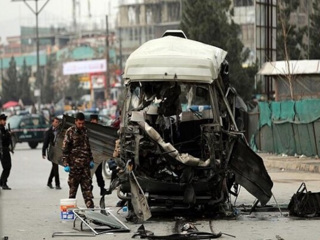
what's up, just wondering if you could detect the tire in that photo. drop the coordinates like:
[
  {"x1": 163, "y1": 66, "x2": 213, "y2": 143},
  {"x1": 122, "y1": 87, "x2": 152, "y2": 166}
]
[
  {"x1": 102, "y1": 159, "x2": 112, "y2": 179},
  {"x1": 28, "y1": 142, "x2": 38, "y2": 149}
]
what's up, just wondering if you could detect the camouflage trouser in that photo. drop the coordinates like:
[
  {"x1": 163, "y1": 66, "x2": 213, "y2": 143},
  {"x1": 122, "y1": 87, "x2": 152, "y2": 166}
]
[{"x1": 68, "y1": 166, "x2": 94, "y2": 208}]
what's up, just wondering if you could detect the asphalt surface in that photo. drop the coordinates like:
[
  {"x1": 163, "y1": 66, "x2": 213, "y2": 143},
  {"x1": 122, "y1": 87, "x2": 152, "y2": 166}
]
[{"x1": 1, "y1": 143, "x2": 320, "y2": 239}]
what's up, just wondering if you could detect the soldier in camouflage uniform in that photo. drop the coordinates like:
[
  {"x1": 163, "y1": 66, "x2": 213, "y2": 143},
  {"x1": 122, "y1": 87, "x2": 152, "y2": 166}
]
[{"x1": 62, "y1": 112, "x2": 95, "y2": 208}]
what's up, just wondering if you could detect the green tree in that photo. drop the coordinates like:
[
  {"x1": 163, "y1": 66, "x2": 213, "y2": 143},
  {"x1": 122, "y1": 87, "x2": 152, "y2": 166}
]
[
  {"x1": 41, "y1": 55, "x2": 55, "y2": 104},
  {"x1": 276, "y1": 0, "x2": 307, "y2": 60},
  {"x1": 65, "y1": 75, "x2": 86, "y2": 103},
  {"x1": 180, "y1": 0, "x2": 254, "y2": 101},
  {"x1": 309, "y1": 1, "x2": 320, "y2": 59},
  {"x1": 2, "y1": 57, "x2": 19, "y2": 103},
  {"x1": 18, "y1": 59, "x2": 32, "y2": 105}
]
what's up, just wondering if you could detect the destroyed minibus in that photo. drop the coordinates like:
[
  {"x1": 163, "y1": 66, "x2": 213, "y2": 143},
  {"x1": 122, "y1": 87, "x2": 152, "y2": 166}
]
[
  {"x1": 113, "y1": 33, "x2": 273, "y2": 222},
  {"x1": 50, "y1": 32, "x2": 273, "y2": 223}
]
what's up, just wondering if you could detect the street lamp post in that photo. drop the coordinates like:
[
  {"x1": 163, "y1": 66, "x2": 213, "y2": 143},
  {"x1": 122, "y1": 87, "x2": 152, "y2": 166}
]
[
  {"x1": 12, "y1": 0, "x2": 50, "y2": 111},
  {"x1": 0, "y1": 53, "x2": 3, "y2": 83},
  {"x1": 119, "y1": 27, "x2": 123, "y2": 87},
  {"x1": 105, "y1": 15, "x2": 110, "y2": 105},
  {"x1": 0, "y1": 54, "x2": 3, "y2": 95}
]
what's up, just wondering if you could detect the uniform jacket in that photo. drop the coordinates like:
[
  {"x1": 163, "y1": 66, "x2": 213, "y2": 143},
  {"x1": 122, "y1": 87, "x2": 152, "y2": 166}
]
[
  {"x1": 62, "y1": 126, "x2": 93, "y2": 167},
  {"x1": 42, "y1": 126, "x2": 57, "y2": 159},
  {"x1": 0, "y1": 125, "x2": 12, "y2": 154}
]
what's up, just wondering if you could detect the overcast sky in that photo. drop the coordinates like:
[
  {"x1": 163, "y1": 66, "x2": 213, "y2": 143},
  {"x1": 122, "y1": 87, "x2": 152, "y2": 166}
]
[{"x1": 0, "y1": 0, "x2": 122, "y2": 44}]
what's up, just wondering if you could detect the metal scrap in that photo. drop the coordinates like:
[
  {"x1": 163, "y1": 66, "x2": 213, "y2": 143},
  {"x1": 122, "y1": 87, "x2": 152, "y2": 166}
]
[
  {"x1": 288, "y1": 182, "x2": 320, "y2": 217},
  {"x1": 52, "y1": 208, "x2": 130, "y2": 237},
  {"x1": 132, "y1": 224, "x2": 222, "y2": 240}
]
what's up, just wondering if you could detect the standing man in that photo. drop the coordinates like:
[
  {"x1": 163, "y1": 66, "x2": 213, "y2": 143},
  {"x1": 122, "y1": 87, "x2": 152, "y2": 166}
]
[
  {"x1": 62, "y1": 112, "x2": 95, "y2": 208},
  {"x1": 0, "y1": 114, "x2": 13, "y2": 190},
  {"x1": 42, "y1": 117, "x2": 61, "y2": 189},
  {"x1": 89, "y1": 114, "x2": 107, "y2": 196}
]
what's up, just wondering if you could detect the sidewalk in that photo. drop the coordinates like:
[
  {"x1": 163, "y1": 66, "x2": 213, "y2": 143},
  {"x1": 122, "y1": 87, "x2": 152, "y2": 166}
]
[{"x1": 258, "y1": 152, "x2": 320, "y2": 173}]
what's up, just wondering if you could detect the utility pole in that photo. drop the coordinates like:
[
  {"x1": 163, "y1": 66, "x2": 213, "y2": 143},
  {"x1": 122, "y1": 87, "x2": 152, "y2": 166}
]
[
  {"x1": 119, "y1": 27, "x2": 123, "y2": 87},
  {"x1": 105, "y1": 15, "x2": 110, "y2": 105},
  {"x1": 72, "y1": 0, "x2": 77, "y2": 32},
  {"x1": 0, "y1": 54, "x2": 3, "y2": 94},
  {"x1": 12, "y1": 0, "x2": 51, "y2": 111},
  {"x1": 0, "y1": 50, "x2": 3, "y2": 83},
  {"x1": 307, "y1": 0, "x2": 310, "y2": 59}
]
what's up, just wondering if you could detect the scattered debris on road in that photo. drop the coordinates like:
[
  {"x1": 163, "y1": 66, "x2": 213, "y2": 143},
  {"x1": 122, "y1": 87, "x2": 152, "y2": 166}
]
[
  {"x1": 132, "y1": 224, "x2": 223, "y2": 239},
  {"x1": 52, "y1": 208, "x2": 130, "y2": 237},
  {"x1": 288, "y1": 182, "x2": 320, "y2": 217}
]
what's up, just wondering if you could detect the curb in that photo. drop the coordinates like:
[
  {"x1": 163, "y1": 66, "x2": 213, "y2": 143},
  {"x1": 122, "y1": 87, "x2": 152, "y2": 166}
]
[{"x1": 258, "y1": 153, "x2": 320, "y2": 173}]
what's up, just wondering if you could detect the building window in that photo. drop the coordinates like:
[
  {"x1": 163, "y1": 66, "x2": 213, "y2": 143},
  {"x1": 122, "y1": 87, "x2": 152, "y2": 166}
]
[
  {"x1": 129, "y1": 28, "x2": 133, "y2": 41},
  {"x1": 168, "y1": 2, "x2": 180, "y2": 22},
  {"x1": 128, "y1": 6, "x2": 136, "y2": 25},
  {"x1": 135, "y1": 28, "x2": 139, "y2": 41},
  {"x1": 146, "y1": 9, "x2": 153, "y2": 25},
  {"x1": 234, "y1": 0, "x2": 253, "y2": 7}
]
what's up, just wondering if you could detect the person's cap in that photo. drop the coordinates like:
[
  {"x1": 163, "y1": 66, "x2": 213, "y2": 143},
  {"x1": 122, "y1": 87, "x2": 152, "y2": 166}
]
[
  {"x1": 90, "y1": 114, "x2": 99, "y2": 121},
  {"x1": 0, "y1": 114, "x2": 7, "y2": 120}
]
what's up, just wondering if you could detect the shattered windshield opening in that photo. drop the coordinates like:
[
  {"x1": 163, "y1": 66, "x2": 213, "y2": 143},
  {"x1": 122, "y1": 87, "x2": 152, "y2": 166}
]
[
  {"x1": 126, "y1": 82, "x2": 214, "y2": 160},
  {"x1": 128, "y1": 82, "x2": 211, "y2": 114},
  {"x1": 118, "y1": 79, "x2": 233, "y2": 208}
]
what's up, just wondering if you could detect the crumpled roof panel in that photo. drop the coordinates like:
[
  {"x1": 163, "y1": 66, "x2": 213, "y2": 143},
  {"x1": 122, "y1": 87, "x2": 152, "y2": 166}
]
[{"x1": 124, "y1": 36, "x2": 227, "y2": 83}]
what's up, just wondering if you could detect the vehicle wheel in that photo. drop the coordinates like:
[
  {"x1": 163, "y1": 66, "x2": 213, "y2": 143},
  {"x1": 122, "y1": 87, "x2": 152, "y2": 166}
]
[
  {"x1": 102, "y1": 159, "x2": 112, "y2": 179},
  {"x1": 28, "y1": 142, "x2": 38, "y2": 149}
]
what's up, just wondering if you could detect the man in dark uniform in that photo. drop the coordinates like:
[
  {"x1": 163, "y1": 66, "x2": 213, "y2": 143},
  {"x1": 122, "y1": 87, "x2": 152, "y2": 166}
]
[
  {"x1": 89, "y1": 114, "x2": 107, "y2": 196},
  {"x1": 42, "y1": 117, "x2": 61, "y2": 189},
  {"x1": 62, "y1": 112, "x2": 94, "y2": 208},
  {"x1": 0, "y1": 114, "x2": 13, "y2": 190}
]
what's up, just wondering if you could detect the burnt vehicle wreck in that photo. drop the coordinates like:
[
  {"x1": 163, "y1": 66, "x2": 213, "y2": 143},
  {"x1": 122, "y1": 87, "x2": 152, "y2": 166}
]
[
  {"x1": 50, "y1": 33, "x2": 273, "y2": 223},
  {"x1": 113, "y1": 34, "x2": 273, "y2": 222}
]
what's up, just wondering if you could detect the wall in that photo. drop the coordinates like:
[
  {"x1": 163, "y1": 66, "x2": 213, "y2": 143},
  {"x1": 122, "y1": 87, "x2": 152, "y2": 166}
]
[{"x1": 250, "y1": 100, "x2": 320, "y2": 157}]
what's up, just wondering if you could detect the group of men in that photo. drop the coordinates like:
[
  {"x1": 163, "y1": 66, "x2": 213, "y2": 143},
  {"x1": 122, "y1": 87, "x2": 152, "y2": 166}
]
[
  {"x1": 42, "y1": 112, "x2": 109, "y2": 208},
  {"x1": 0, "y1": 111, "x2": 110, "y2": 209}
]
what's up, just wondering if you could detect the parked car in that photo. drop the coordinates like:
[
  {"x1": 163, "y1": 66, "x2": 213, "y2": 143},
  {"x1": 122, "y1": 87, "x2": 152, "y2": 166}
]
[
  {"x1": 63, "y1": 109, "x2": 100, "y2": 121},
  {"x1": 83, "y1": 108, "x2": 99, "y2": 121},
  {"x1": 7, "y1": 114, "x2": 50, "y2": 149}
]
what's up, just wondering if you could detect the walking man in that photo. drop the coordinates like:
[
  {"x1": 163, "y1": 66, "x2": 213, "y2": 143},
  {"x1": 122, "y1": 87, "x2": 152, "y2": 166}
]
[
  {"x1": 89, "y1": 114, "x2": 107, "y2": 196},
  {"x1": 42, "y1": 117, "x2": 61, "y2": 189},
  {"x1": 62, "y1": 112, "x2": 95, "y2": 208},
  {"x1": 0, "y1": 114, "x2": 13, "y2": 190}
]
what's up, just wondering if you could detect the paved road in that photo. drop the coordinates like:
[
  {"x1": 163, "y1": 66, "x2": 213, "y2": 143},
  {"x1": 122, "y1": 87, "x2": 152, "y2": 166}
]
[{"x1": 1, "y1": 143, "x2": 320, "y2": 239}]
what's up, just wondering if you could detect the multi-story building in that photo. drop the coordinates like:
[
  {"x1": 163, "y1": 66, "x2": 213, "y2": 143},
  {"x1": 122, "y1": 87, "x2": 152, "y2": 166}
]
[
  {"x1": 233, "y1": 0, "x2": 256, "y2": 66},
  {"x1": 115, "y1": 0, "x2": 181, "y2": 70},
  {"x1": 2, "y1": 36, "x2": 22, "y2": 57},
  {"x1": 0, "y1": 25, "x2": 117, "y2": 106}
]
